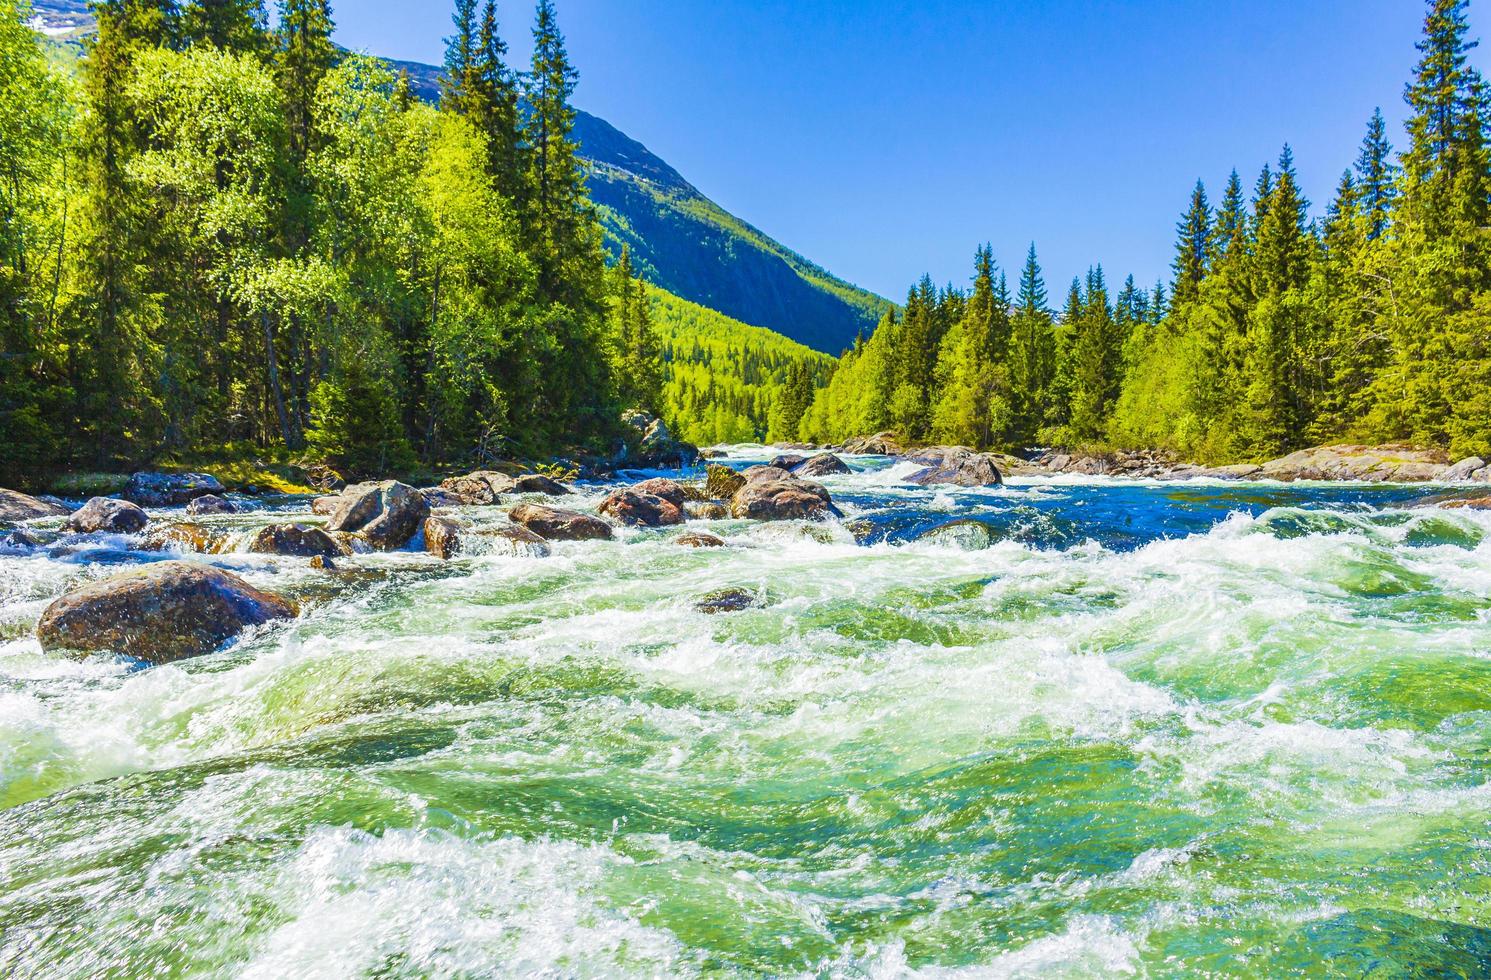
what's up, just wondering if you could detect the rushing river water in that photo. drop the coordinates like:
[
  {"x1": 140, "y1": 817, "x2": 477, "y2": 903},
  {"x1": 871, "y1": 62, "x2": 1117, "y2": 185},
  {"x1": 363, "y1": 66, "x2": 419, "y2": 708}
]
[{"x1": 2, "y1": 447, "x2": 1491, "y2": 977}]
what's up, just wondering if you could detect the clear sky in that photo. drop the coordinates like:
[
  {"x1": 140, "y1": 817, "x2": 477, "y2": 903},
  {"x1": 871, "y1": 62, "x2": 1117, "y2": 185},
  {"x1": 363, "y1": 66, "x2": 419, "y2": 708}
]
[{"x1": 333, "y1": 0, "x2": 1474, "y2": 302}]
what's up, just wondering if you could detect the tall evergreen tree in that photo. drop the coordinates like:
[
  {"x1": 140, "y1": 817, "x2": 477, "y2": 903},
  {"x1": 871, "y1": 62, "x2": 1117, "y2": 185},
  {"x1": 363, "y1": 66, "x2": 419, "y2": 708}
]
[
  {"x1": 1355, "y1": 108, "x2": 1398, "y2": 239},
  {"x1": 1172, "y1": 180, "x2": 1212, "y2": 308},
  {"x1": 475, "y1": 1, "x2": 524, "y2": 201},
  {"x1": 181, "y1": 0, "x2": 267, "y2": 55}
]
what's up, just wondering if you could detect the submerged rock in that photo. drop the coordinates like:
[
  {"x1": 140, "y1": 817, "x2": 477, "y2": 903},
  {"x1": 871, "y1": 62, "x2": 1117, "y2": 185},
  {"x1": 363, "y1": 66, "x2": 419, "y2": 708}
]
[
  {"x1": 794, "y1": 453, "x2": 851, "y2": 478},
  {"x1": 124, "y1": 472, "x2": 226, "y2": 508},
  {"x1": 731, "y1": 479, "x2": 840, "y2": 522},
  {"x1": 36, "y1": 561, "x2": 296, "y2": 664},
  {"x1": 695, "y1": 588, "x2": 762, "y2": 614},
  {"x1": 186, "y1": 494, "x2": 238, "y2": 516},
  {"x1": 676, "y1": 532, "x2": 726, "y2": 549},
  {"x1": 141, "y1": 522, "x2": 226, "y2": 554},
  {"x1": 0, "y1": 488, "x2": 69, "y2": 523},
  {"x1": 248, "y1": 523, "x2": 341, "y2": 558},
  {"x1": 684, "y1": 501, "x2": 730, "y2": 521},
  {"x1": 599, "y1": 490, "x2": 684, "y2": 528},
  {"x1": 509, "y1": 503, "x2": 613, "y2": 541},
  {"x1": 904, "y1": 448, "x2": 1004, "y2": 488},
  {"x1": 0, "y1": 529, "x2": 39, "y2": 551},
  {"x1": 326, "y1": 481, "x2": 429, "y2": 550},
  {"x1": 705, "y1": 464, "x2": 746, "y2": 500},
  {"x1": 425, "y1": 516, "x2": 552, "y2": 559},
  {"x1": 66, "y1": 497, "x2": 149, "y2": 535},
  {"x1": 916, "y1": 519, "x2": 997, "y2": 551}
]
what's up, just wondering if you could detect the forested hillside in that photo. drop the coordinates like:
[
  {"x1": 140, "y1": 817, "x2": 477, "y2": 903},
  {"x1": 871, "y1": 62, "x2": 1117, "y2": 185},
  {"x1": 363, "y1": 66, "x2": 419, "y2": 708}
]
[
  {"x1": 647, "y1": 286, "x2": 835, "y2": 446},
  {"x1": 805, "y1": 0, "x2": 1491, "y2": 464},
  {"x1": 27, "y1": 0, "x2": 893, "y2": 357},
  {"x1": 0, "y1": 0, "x2": 674, "y2": 485}
]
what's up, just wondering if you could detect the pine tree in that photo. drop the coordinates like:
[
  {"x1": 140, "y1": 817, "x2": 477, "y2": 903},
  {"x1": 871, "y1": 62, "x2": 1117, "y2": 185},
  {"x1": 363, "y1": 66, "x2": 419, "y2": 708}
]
[
  {"x1": 476, "y1": 0, "x2": 524, "y2": 202},
  {"x1": 524, "y1": 0, "x2": 588, "y2": 298},
  {"x1": 1068, "y1": 265, "x2": 1122, "y2": 441},
  {"x1": 442, "y1": 0, "x2": 481, "y2": 116},
  {"x1": 1212, "y1": 170, "x2": 1246, "y2": 261},
  {"x1": 1172, "y1": 180, "x2": 1211, "y2": 308},
  {"x1": 182, "y1": 0, "x2": 267, "y2": 55},
  {"x1": 1008, "y1": 243, "x2": 1056, "y2": 443},
  {"x1": 1355, "y1": 108, "x2": 1397, "y2": 239}
]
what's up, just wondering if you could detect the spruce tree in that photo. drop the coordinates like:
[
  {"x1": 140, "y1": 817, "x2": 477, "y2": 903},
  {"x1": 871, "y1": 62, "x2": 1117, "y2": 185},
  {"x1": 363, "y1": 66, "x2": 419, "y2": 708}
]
[
  {"x1": 182, "y1": 0, "x2": 267, "y2": 55},
  {"x1": 1172, "y1": 180, "x2": 1211, "y2": 308},
  {"x1": 442, "y1": 0, "x2": 481, "y2": 117},
  {"x1": 1008, "y1": 244, "x2": 1056, "y2": 443},
  {"x1": 1355, "y1": 108, "x2": 1397, "y2": 240},
  {"x1": 476, "y1": 1, "x2": 524, "y2": 202}
]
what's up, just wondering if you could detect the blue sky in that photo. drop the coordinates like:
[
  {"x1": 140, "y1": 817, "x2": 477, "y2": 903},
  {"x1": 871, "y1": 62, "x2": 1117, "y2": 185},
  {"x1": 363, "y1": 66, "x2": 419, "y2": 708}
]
[{"x1": 334, "y1": 0, "x2": 1469, "y2": 302}]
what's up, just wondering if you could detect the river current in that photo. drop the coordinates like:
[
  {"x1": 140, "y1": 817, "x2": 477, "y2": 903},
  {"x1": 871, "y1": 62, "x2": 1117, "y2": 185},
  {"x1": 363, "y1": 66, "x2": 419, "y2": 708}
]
[{"x1": 2, "y1": 447, "x2": 1490, "y2": 977}]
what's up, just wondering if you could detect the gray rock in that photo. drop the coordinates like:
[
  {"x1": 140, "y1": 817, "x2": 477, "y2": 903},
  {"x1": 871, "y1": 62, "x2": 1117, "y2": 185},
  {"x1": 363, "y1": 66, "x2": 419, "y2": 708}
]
[
  {"x1": 0, "y1": 488, "x2": 70, "y2": 523},
  {"x1": 730, "y1": 479, "x2": 840, "y2": 522},
  {"x1": 326, "y1": 481, "x2": 429, "y2": 550},
  {"x1": 186, "y1": 494, "x2": 238, "y2": 516},
  {"x1": 794, "y1": 453, "x2": 851, "y2": 478},
  {"x1": 631, "y1": 478, "x2": 692, "y2": 506},
  {"x1": 904, "y1": 447, "x2": 1005, "y2": 487},
  {"x1": 426, "y1": 517, "x2": 553, "y2": 559},
  {"x1": 66, "y1": 497, "x2": 149, "y2": 534},
  {"x1": 36, "y1": 561, "x2": 296, "y2": 664},
  {"x1": 839, "y1": 432, "x2": 904, "y2": 455},
  {"x1": 124, "y1": 472, "x2": 226, "y2": 507},
  {"x1": 1443, "y1": 457, "x2": 1488, "y2": 483},
  {"x1": 512, "y1": 474, "x2": 571, "y2": 496},
  {"x1": 916, "y1": 519, "x2": 996, "y2": 551},
  {"x1": 439, "y1": 471, "x2": 517, "y2": 506},
  {"x1": 248, "y1": 523, "x2": 341, "y2": 558},
  {"x1": 770, "y1": 454, "x2": 809, "y2": 471},
  {"x1": 695, "y1": 588, "x2": 761, "y2": 614},
  {"x1": 420, "y1": 487, "x2": 467, "y2": 509},
  {"x1": 742, "y1": 465, "x2": 795, "y2": 484}
]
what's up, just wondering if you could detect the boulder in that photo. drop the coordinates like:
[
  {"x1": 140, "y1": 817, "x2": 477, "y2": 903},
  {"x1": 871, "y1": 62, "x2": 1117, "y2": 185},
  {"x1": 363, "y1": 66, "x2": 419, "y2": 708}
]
[
  {"x1": 438, "y1": 471, "x2": 517, "y2": 506},
  {"x1": 676, "y1": 532, "x2": 726, "y2": 549},
  {"x1": 915, "y1": 519, "x2": 996, "y2": 551},
  {"x1": 904, "y1": 448, "x2": 1004, "y2": 488},
  {"x1": 742, "y1": 465, "x2": 795, "y2": 484},
  {"x1": 840, "y1": 431, "x2": 904, "y2": 455},
  {"x1": 512, "y1": 474, "x2": 571, "y2": 496},
  {"x1": 0, "y1": 529, "x2": 39, "y2": 551},
  {"x1": 326, "y1": 481, "x2": 429, "y2": 550},
  {"x1": 141, "y1": 522, "x2": 226, "y2": 554},
  {"x1": 1199, "y1": 463, "x2": 1264, "y2": 480},
  {"x1": 794, "y1": 453, "x2": 851, "y2": 478},
  {"x1": 730, "y1": 479, "x2": 841, "y2": 522},
  {"x1": 770, "y1": 454, "x2": 809, "y2": 471},
  {"x1": 329, "y1": 531, "x2": 374, "y2": 556},
  {"x1": 425, "y1": 517, "x2": 553, "y2": 559},
  {"x1": 696, "y1": 588, "x2": 761, "y2": 614},
  {"x1": 311, "y1": 495, "x2": 341, "y2": 516},
  {"x1": 705, "y1": 464, "x2": 746, "y2": 500},
  {"x1": 186, "y1": 494, "x2": 238, "y2": 516},
  {"x1": 420, "y1": 487, "x2": 467, "y2": 509},
  {"x1": 248, "y1": 523, "x2": 341, "y2": 558},
  {"x1": 66, "y1": 497, "x2": 149, "y2": 535},
  {"x1": 1259, "y1": 445, "x2": 1451, "y2": 483},
  {"x1": 36, "y1": 561, "x2": 296, "y2": 664},
  {"x1": 631, "y1": 478, "x2": 691, "y2": 507},
  {"x1": 612, "y1": 410, "x2": 700, "y2": 469},
  {"x1": 1443, "y1": 457, "x2": 1488, "y2": 483},
  {"x1": 124, "y1": 472, "x2": 226, "y2": 508},
  {"x1": 685, "y1": 501, "x2": 730, "y2": 521},
  {"x1": 509, "y1": 503, "x2": 614, "y2": 541},
  {"x1": 598, "y1": 490, "x2": 684, "y2": 528},
  {"x1": 0, "y1": 488, "x2": 70, "y2": 523}
]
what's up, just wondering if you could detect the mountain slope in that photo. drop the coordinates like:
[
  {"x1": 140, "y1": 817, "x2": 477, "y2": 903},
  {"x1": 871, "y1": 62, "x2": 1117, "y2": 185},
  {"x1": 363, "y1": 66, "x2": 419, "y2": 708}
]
[{"x1": 30, "y1": 2, "x2": 889, "y2": 354}]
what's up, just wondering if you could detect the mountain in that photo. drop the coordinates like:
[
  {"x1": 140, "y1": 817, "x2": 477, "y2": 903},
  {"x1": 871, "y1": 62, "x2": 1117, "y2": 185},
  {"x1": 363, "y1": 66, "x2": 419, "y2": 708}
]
[{"x1": 29, "y1": 2, "x2": 890, "y2": 355}]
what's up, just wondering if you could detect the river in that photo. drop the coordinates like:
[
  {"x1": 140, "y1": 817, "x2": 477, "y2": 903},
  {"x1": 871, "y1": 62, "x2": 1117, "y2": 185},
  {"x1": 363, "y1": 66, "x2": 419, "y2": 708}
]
[{"x1": 2, "y1": 448, "x2": 1489, "y2": 976}]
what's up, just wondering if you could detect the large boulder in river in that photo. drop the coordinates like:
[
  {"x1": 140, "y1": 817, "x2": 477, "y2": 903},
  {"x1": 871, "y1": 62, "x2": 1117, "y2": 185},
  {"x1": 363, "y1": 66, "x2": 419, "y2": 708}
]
[
  {"x1": 730, "y1": 479, "x2": 841, "y2": 522},
  {"x1": 509, "y1": 503, "x2": 614, "y2": 541},
  {"x1": 794, "y1": 453, "x2": 851, "y2": 479},
  {"x1": 840, "y1": 431, "x2": 904, "y2": 455},
  {"x1": 676, "y1": 531, "x2": 726, "y2": 549},
  {"x1": 424, "y1": 516, "x2": 552, "y2": 559},
  {"x1": 0, "y1": 488, "x2": 69, "y2": 523},
  {"x1": 36, "y1": 561, "x2": 296, "y2": 664},
  {"x1": 742, "y1": 465, "x2": 795, "y2": 484},
  {"x1": 631, "y1": 478, "x2": 691, "y2": 506},
  {"x1": 420, "y1": 487, "x2": 466, "y2": 509},
  {"x1": 705, "y1": 464, "x2": 746, "y2": 500},
  {"x1": 599, "y1": 490, "x2": 684, "y2": 528},
  {"x1": 512, "y1": 474, "x2": 571, "y2": 496},
  {"x1": 124, "y1": 472, "x2": 225, "y2": 507},
  {"x1": 770, "y1": 454, "x2": 809, "y2": 471},
  {"x1": 904, "y1": 447, "x2": 1005, "y2": 488},
  {"x1": 186, "y1": 494, "x2": 238, "y2": 516},
  {"x1": 248, "y1": 523, "x2": 341, "y2": 558},
  {"x1": 1259, "y1": 444, "x2": 1451, "y2": 482},
  {"x1": 1442, "y1": 457, "x2": 1490, "y2": 483},
  {"x1": 65, "y1": 497, "x2": 149, "y2": 534},
  {"x1": 439, "y1": 471, "x2": 517, "y2": 506},
  {"x1": 326, "y1": 481, "x2": 429, "y2": 550}
]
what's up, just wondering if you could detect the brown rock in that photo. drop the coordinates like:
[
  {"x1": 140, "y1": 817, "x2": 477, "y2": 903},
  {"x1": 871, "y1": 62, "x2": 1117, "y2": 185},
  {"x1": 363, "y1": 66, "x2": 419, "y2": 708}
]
[
  {"x1": 248, "y1": 523, "x2": 341, "y2": 558},
  {"x1": 423, "y1": 516, "x2": 467, "y2": 560},
  {"x1": 425, "y1": 517, "x2": 553, "y2": 559},
  {"x1": 631, "y1": 478, "x2": 690, "y2": 506},
  {"x1": 439, "y1": 471, "x2": 517, "y2": 505},
  {"x1": 36, "y1": 561, "x2": 296, "y2": 664},
  {"x1": 676, "y1": 532, "x2": 726, "y2": 549},
  {"x1": 742, "y1": 465, "x2": 794, "y2": 484},
  {"x1": 512, "y1": 474, "x2": 571, "y2": 496},
  {"x1": 770, "y1": 454, "x2": 809, "y2": 471},
  {"x1": 141, "y1": 522, "x2": 225, "y2": 554},
  {"x1": 730, "y1": 479, "x2": 841, "y2": 522},
  {"x1": 66, "y1": 497, "x2": 149, "y2": 535},
  {"x1": 420, "y1": 487, "x2": 466, "y2": 509},
  {"x1": 0, "y1": 488, "x2": 69, "y2": 523},
  {"x1": 598, "y1": 490, "x2": 684, "y2": 528},
  {"x1": 326, "y1": 481, "x2": 429, "y2": 550},
  {"x1": 839, "y1": 431, "x2": 904, "y2": 455},
  {"x1": 509, "y1": 503, "x2": 614, "y2": 541},
  {"x1": 705, "y1": 464, "x2": 747, "y2": 500},
  {"x1": 311, "y1": 495, "x2": 341, "y2": 516},
  {"x1": 684, "y1": 501, "x2": 730, "y2": 520},
  {"x1": 1259, "y1": 444, "x2": 1451, "y2": 483},
  {"x1": 794, "y1": 453, "x2": 851, "y2": 478}
]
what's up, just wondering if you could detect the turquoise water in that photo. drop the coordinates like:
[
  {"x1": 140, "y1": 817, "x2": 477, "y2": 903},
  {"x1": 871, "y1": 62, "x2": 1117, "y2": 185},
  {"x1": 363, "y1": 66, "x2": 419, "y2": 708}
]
[{"x1": 2, "y1": 450, "x2": 1490, "y2": 977}]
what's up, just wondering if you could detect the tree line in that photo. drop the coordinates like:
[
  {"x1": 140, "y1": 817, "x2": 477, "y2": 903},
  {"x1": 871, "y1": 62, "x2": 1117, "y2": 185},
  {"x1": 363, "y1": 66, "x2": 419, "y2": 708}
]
[
  {"x1": 802, "y1": 0, "x2": 1491, "y2": 464},
  {"x1": 0, "y1": 0, "x2": 666, "y2": 485}
]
